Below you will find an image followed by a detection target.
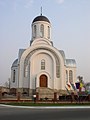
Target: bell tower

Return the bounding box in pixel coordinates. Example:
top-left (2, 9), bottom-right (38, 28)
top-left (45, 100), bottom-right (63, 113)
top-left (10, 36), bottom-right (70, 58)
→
top-left (30, 10), bottom-right (53, 46)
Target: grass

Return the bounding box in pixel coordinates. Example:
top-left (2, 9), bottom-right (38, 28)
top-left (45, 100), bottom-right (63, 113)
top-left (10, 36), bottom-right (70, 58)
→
top-left (2, 102), bottom-right (90, 106)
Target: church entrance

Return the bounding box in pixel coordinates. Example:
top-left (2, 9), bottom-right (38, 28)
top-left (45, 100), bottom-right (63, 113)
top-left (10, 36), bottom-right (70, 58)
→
top-left (40, 74), bottom-right (48, 87)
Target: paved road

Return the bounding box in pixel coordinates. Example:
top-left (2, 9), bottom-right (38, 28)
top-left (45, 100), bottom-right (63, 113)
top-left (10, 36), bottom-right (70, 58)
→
top-left (0, 105), bottom-right (90, 120)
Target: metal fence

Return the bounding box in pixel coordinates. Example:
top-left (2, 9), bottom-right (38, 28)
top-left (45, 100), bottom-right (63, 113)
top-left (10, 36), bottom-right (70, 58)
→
top-left (0, 91), bottom-right (90, 103)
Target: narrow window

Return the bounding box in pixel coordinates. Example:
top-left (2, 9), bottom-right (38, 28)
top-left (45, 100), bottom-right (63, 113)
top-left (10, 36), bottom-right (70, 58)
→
top-left (40, 24), bottom-right (44, 37)
top-left (56, 65), bottom-right (60, 78)
top-left (66, 70), bottom-right (68, 84)
top-left (25, 65), bottom-right (28, 77)
top-left (13, 70), bottom-right (15, 83)
top-left (24, 65), bottom-right (28, 77)
top-left (69, 70), bottom-right (73, 83)
top-left (41, 59), bottom-right (45, 70)
top-left (48, 26), bottom-right (50, 39)
top-left (34, 25), bottom-right (36, 38)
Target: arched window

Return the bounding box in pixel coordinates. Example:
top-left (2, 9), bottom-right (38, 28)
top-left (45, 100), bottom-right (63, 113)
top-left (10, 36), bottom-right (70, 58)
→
top-left (48, 26), bottom-right (50, 39)
top-left (34, 25), bottom-right (37, 38)
top-left (41, 59), bottom-right (45, 70)
top-left (13, 70), bottom-right (15, 83)
top-left (69, 70), bottom-right (73, 83)
top-left (66, 70), bottom-right (68, 84)
top-left (40, 24), bottom-right (44, 37)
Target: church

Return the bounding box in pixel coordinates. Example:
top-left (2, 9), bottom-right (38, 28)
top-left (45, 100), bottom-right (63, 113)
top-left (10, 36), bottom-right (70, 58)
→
top-left (10, 13), bottom-right (76, 99)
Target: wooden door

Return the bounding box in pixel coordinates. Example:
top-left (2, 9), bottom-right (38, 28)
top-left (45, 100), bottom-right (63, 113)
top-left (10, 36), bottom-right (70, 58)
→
top-left (40, 74), bottom-right (47, 87)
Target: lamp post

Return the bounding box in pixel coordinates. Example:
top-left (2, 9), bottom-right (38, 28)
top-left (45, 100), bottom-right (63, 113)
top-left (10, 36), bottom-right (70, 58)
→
top-left (8, 78), bottom-right (10, 93)
top-left (0, 87), bottom-right (2, 100)
top-left (17, 63), bottom-right (21, 101)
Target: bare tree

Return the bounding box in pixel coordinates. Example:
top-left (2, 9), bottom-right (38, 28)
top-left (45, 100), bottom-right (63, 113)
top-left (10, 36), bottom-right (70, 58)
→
top-left (77, 76), bottom-right (83, 83)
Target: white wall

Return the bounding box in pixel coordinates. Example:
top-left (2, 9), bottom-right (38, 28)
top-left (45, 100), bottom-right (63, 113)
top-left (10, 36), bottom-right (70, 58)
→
top-left (30, 51), bottom-right (54, 89)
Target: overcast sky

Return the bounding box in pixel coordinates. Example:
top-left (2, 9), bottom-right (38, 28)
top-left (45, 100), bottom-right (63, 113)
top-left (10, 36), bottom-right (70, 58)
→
top-left (0, 0), bottom-right (90, 85)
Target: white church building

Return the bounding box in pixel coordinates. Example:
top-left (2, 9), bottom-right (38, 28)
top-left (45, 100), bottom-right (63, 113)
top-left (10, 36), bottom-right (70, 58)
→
top-left (10, 13), bottom-right (76, 98)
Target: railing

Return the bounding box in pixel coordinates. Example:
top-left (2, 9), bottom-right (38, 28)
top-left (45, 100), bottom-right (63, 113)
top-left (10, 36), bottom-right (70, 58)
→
top-left (0, 91), bottom-right (90, 103)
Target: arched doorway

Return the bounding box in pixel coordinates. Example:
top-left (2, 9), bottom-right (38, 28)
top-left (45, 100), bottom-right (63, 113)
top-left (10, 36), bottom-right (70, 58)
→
top-left (40, 74), bottom-right (48, 87)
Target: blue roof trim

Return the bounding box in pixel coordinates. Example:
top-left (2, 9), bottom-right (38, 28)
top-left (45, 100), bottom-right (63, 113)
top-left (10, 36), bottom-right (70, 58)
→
top-left (65, 59), bottom-right (76, 67)
top-left (12, 59), bottom-right (18, 67)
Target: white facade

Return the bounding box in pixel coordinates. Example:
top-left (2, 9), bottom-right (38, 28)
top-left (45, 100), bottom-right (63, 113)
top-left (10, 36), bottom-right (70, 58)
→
top-left (10, 14), bottom-right (76, 95)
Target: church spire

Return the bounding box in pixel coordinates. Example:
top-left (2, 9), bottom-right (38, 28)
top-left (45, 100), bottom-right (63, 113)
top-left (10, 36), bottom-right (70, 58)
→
top-left (41, 7), bottom-right (42, 16)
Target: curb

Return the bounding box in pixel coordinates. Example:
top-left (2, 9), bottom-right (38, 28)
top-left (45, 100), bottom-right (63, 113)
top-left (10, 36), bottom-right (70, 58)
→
top-left (0, 104), bottom-right (90, 109)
